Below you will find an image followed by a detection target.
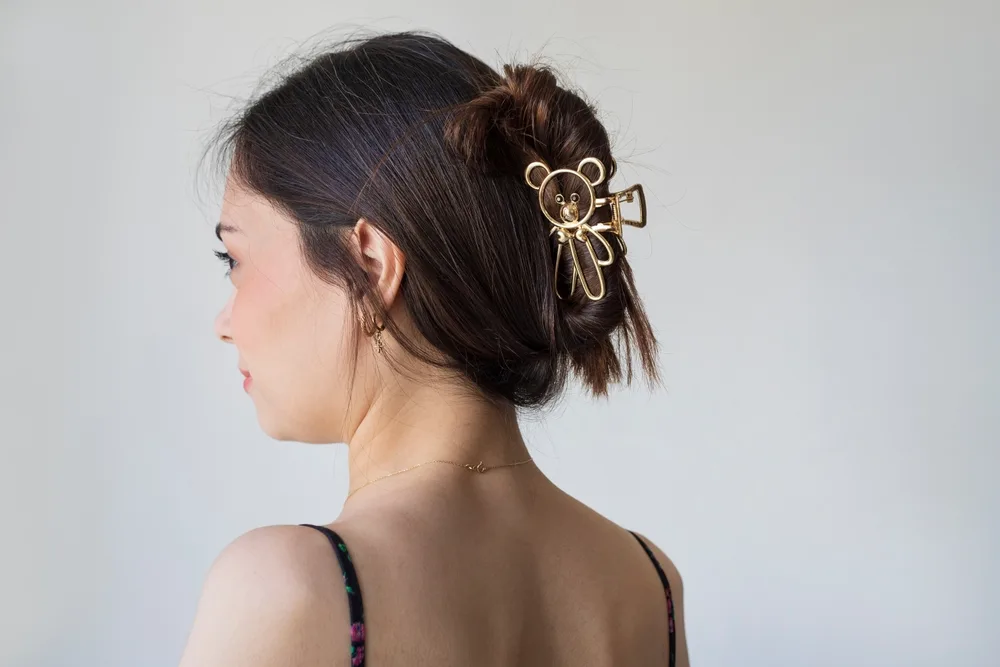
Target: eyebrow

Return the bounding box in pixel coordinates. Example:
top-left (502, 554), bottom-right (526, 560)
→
top-left (215, 222), bottom-right (241, 241)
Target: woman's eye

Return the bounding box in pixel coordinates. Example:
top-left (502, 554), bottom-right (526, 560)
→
top-left (213, 249), bottom-right (238, 277)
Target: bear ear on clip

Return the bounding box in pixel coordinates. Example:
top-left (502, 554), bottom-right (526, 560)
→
top-left (524, 161), bottom-right (551, 190)
top-left (575, 157), bottom-right (607, 187)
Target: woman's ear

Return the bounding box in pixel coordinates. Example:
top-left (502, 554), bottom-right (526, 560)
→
top-left (351, 218), bottom-right (406, 310)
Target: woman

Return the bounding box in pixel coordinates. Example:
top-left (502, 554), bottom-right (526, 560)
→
top-left (180, 30), bottom-right (689, 667)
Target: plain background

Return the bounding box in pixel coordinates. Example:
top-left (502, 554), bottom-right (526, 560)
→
top-left (2, 1), bottom-right (997, 665)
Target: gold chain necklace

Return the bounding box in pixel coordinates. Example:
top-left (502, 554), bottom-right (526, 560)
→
top-left (345, 456), bottom-right (534, 501)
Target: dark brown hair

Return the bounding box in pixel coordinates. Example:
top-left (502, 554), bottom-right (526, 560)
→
top-left (201, 30), bottom-right (661, 409)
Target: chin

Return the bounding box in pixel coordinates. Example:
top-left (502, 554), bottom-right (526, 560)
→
top-left (252, 404), bottom-right (294, 442)
top-left (255, 407), bottom-right (337, 444)
top-left (255, 414), bottom-right (286, 441)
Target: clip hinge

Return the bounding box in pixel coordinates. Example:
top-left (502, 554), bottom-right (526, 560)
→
top-left (598, 184), bottom-right (647, 237)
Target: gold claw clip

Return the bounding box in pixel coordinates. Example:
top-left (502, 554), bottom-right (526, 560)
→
top-left (524, 156), bottom-right (647, 301)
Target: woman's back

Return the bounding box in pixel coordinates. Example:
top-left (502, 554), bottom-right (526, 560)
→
top-left (295, 466), bottom-right (685, 666)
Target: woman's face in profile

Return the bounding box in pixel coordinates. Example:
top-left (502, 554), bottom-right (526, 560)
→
top-left (213, 177), bottom-right (355, 443)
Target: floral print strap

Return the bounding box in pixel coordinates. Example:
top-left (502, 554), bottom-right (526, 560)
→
top-left (300, 524), bottom-right (367, 666)
top-left (629, 531), bottom-right (677, 667)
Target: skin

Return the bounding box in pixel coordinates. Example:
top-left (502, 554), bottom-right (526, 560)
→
top-left (178, 178), bottom-right (690, 667)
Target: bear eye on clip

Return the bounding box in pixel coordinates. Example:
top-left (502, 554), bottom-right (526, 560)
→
top-left (554, 193), bottom-right (581, 204)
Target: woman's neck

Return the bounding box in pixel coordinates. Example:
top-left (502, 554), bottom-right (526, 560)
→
top-left (343, 379), bottom-right (533, 500)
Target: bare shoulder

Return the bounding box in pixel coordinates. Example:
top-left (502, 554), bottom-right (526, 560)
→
top-left (630, 531), bottom-right (691, 667)
top-left (631, 531), bottom-right (684, 596)
top-left (178, 524), bottom-right (350, 667)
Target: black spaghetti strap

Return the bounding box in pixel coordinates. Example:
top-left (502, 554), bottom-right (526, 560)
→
top-left (629, 531), bottom-right (677, 667)
top-left (300, 524), bottom-right (367, 666)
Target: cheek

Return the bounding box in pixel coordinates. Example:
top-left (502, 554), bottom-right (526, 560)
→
top-left (297, 288), bottom-right (355, 392)
top-left (230, 272), bottom-right (356, 431)
top-left (230, 278), bottom-right (299, 362)
top-left (288, 287), bottom-right (359, 436)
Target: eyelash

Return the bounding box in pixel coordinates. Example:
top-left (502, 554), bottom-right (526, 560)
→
top-left (214, 249), bottom-right (237, 277)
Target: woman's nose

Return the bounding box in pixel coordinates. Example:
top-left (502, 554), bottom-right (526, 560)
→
top-left (214, 291), bottom-right (235, 344)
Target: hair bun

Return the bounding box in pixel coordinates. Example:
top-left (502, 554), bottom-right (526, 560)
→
top-left (444, 59), bottom-right (660, 396)
top-left (445, 63), bottom-right (567, 175)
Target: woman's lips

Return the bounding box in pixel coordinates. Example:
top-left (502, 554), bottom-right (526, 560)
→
top-left (240, 368), bottom-right (252, 392)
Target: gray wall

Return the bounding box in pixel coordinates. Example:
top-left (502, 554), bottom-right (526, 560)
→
top-left (2, 1), bottom-right (997, 665)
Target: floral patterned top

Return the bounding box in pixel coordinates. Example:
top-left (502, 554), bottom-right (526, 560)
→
top-left (301, 524), bottom-right (367, 665)
top-left (301, 524), bottom-right (676, 667)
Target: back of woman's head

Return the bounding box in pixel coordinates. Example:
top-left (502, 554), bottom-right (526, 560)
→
top-left (204, 30), bottom-right (660, 409)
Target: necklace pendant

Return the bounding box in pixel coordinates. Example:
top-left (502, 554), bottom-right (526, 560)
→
top-left (467, 461), bottom-right (488, 473)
